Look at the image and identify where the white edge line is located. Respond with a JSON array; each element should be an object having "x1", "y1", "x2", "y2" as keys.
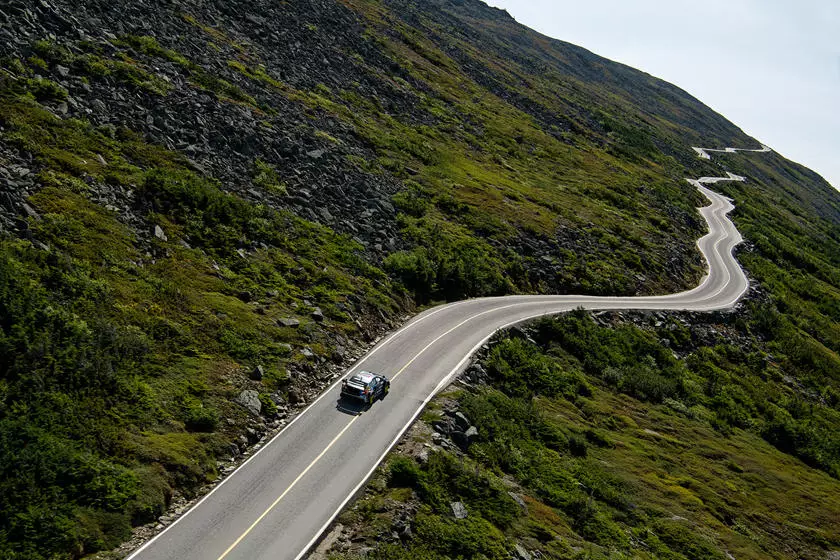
[
  {"x1": 293, "y1": 267, "x2": 751, "y2": 560},
  {"x1": 293, "y1": 167, "x2": 758, "y2": 559},
  {"x1": 129, "y1": 145, "x2": 764, "y2": 559},
  {"x1": 128, "y1": 184, "x2": 746, "y2": 560},
  {"x1": 123, "y1": 298, "x2": 468, "y2": 560}
]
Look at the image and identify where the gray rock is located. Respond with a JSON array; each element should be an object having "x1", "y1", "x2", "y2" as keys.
[
  {"x1": 508, "y1": 492, "x2": 527, "y2": 511},
  {"x1": 238, "y1": 291, "x2": 253, "y2": 302},
  {"x1": 154, "y1": 225, "x2": 168, "y2": 241},
  {"x1": 318, "y1": 207, "x2": 333, "y2": 221},
  {"x1": 235, "y1": 390, "x2": 261, "y2": 416},
  {"x1": 450, "y1": 430, "x2": 470, "y2": 451},
  {"x1": 453, "y1": 411, "x2": 471, "y2": 432},
  {"x1": 513, "y1": 544, "x2": 532, "y2": 560},
  {"x1": 311, "y1": 307, "x2": 324, "y2": 322},
  {"x1": 306, "y1": 148, "x2": 325, "y2": 158},
  {"x1": 465, "y1": 425, "x2": 478, "y2": 442},
  {"x1": 450, "y1": 501, "x2": 468, "y2": 519},
  {"x1": 301, "y1": 347, "x2": 315, "y2": 359},
  {"x1": 251, "y1": 364, "x2": 265, "y2": 381},
  {"x1": 278, "y1": 317, "x2": 300, "y2": 328},
  {"x1": 55, "y1": 64, "x2": 70, "y2": 77},
  {"x1": 21, "y1": 203, "x2": 40, "y2": 220},
  {"x1": 432, "y1": 419, "x2": 452, "y2": 435}
]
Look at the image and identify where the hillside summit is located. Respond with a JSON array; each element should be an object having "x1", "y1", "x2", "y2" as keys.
[{"x1": 0, "y1": 0, "x2": 838, "y2": 558}]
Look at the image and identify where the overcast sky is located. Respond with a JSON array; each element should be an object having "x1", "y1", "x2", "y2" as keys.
[{"x1": 485, "y1": 0, "x2": 839, "y2": 191}]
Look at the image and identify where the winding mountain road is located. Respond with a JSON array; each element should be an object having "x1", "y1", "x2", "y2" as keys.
[{"x1": 126, "y1": 145, "x2": 769, "y2": 560}]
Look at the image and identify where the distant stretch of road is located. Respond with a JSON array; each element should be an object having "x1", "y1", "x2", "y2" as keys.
[{"x1": 126, "y1": 145, "x2": 770, "y2": 560}]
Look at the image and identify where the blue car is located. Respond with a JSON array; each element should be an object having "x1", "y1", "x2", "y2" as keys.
[{"x1": 340, "y1": 371, "x2": 390, "y2": 404}]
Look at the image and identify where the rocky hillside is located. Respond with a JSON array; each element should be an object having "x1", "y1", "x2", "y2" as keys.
[
  {"x1": 322, "y1": 308, "x2": 840, "y2": 560},
  {"x1": 0, "y1": 0, "x2": 838, "y2": 558}
]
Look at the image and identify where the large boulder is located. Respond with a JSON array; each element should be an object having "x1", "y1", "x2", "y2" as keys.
[
  {"x1": 235, "y1": 390, "x2": 261, "y2": 416},
  {"x1": 278, "y1": 317, "x2": 300, "y2": 328},
  {"x1": 513, "y1": 544, "x2": 532, "y2": 560},
  {"x1": 450, "y1": 430, "x2": 469, "y2": 451},
  {"x1": 450, "y1": 501, "x2": 468, "y2": 519},
  {"x1": 453, "y1": 411, "x2": 471, "y2": 432}
]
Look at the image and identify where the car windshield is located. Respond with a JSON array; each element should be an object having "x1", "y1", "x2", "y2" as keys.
[{"x1": 349, "y1": 375, "x2": 369, "y2": 385}]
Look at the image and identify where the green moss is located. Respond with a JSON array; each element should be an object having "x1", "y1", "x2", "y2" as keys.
[
  {"x1": 252, "y1": 158, "x2": 287, "y2": 195},
  {"x1": 116, "y1": 35, "x2": 256, "y2": 106},
  {"x1": 32, "y1": 39, "x2": 72, "y2": 64},
  {"x1": 0, "y1": 71, "x2": 403, "y2": 558},
  {"x1": 23, "y1": 77, "x2": 68, "y2": 101},
  {"x1": 1, "y1": 3, "x2": 838, "y2": 559},
  {"x1": 71, "y1": 52, "x2": 172, "y2": 95},
  {"x1": 27, "y1": 56, "x2": 48, "y2": 71},
  {"x1": 348, "y1": 308, "x2": 840, "y2": 559}
]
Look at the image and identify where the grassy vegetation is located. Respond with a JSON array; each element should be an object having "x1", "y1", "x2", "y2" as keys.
[
  {"x1": 114, "y1": 35, "x2": 258, "y2": 107},
  {"x1": 31, "y1": 39, "x2": 171, "y2": 96},
  {"x1": 0, "y1": 70, "x2": 400, "y2": 558},
  {"x1": 0, "y1": 0, "x2": 838, "y2": 558},
  {"x1": 181, "y1": 1, "x2": 710, "y2": 300},
  {"x1": 333, "y1": 312, "x2": 840, "y2": 559},
  {"x1": 312, "y1": 9, "x2": 840, "y2": 555}
]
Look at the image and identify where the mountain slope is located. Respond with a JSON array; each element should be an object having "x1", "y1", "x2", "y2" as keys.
[{"x1": 0, "y1": 0, "x2": 838, "y2": 558}]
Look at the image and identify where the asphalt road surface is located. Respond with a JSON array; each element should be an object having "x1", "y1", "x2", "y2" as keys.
[{"x1": 126, "y1": 146, "x2": 766, "y2": 560}]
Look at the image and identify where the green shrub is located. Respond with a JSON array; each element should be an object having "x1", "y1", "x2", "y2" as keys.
[
  {"x1": 653, "y1": 519, "x2": 727, "y2": 559},
  {"x1": 392, "y1": 182, "x2": 430, "y2": 217},
  {"x1": 184, "y1": 405, "x2": 219, "y2": 432},
  {"x1": 389, "y1": 455, "x2": 422, "y2": 488},
  {"x1": 414, "y1": 510, "x2": 510, "y2": 559},
  {"x1": 384, "y1": 210, "x2": 519, "y2": 302},
  {"x1": 485, "y1": 337, "x2": 589, "y2": 399},
  {"x1": 258, "y1": 392, "x2": 277, "y2": 417},
  {"x1": 32, "y1": 40, "x2": 71, "y2": 64},
  {"x1": 383, "y1": 248, "x2": 435, "y2": 299},
  {"x1": 253, "y1": 158, "x2": 287, "y2": 195},
  {"x1": 24, "y1": 77, "x2": 68, "y2": 101}
]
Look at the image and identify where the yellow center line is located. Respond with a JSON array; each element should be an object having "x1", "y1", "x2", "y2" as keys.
[
  {"x1": 389, "y1": 302, "x2": 518, "y2": 383},
  {"x1": 210, "y1": 146, "x2": 758, "y2": 560},
  {"x1": 217, "y1": 302, "x2": 519, "y2": 559},
  {"x1": 216, "y1": 415, "x2": 359, "y2": 560}
]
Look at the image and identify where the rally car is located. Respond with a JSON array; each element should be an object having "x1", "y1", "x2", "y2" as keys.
[{"x1": 340, "y1": 371, "x2": 390, "y2": 404}]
